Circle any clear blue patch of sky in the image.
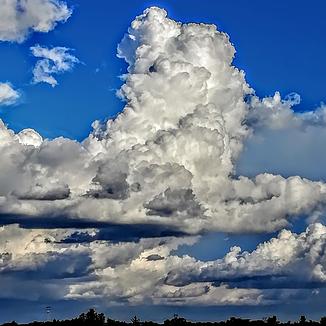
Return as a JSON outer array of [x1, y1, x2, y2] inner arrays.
[[175, 231, 274, 261], [175, 215, 313, 262]]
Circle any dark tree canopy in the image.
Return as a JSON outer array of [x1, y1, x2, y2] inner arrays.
[[2, 309, 326, 326]]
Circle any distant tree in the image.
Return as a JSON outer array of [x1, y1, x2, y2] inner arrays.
[[3, 309, 326, 326], [266, 316, 279, 326], [164, 314, 187, 326], [227, 317, 250, 325], [131, 316, 141, 326], [99, 313, 106, 325], [76, 309, 106, 326], [86, 309, 97, 322], [78, 313, 86, 322]]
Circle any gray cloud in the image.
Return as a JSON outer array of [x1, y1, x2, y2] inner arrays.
[[145, 188, 204, 218]]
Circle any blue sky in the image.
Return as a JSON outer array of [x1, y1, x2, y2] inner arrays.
[[1, 0, 326, 323], [1, 0, 326, 139]]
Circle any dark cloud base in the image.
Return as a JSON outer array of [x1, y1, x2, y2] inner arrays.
[[0, 214, 188, 241]]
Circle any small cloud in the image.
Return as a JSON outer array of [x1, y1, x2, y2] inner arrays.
[[0, 82, 20, 106], [31, 45, 80, 87], [0, 0, 72, 43]]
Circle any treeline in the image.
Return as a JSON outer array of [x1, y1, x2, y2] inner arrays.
[[2, 309, 326, 326]]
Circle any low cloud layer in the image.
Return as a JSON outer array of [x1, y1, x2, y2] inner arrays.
[[165, 223, 326, 288], [0, 223, 262, 305], [0, 7, 326, 309], [1, 222, 325, 306], [0, 0, 71, 43]]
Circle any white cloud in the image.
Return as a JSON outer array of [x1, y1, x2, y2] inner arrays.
[[238, 92, 326, 182], [246, 91, 326, 130], [0, 8, 324, 235], [67, 235, 263, 306], [67, 223, 326, 305], [31, 45, 80, 87], [165, 223, 326, 287], [0, 224, 263, 305], [0, 222, 325, 305], [0, 0, 71, 43], [0, 82, 20, 106]]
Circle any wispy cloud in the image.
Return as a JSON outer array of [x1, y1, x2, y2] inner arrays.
[[31, 45, 80, 87]]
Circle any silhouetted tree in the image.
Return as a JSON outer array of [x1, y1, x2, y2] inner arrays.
[[267, 316, 279, 326], [131, 316, 141, 326], [3, 309, 326, 326], [164, 314, 187, 326], [86, 309, 97, 322], [299, 316, 307, 325]]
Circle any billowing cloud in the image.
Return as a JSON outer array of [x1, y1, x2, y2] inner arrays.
[[0, 82, 20, 106], [0, 7, 325, 235], [31, 45, 80, 87], [0, 223, 263, 305], [1, 222, 325, 306], [67, 235, 263, 306], [0, 0, 71, 43], [165, 223, 326, 288], [0, 223, 96, 300], [247, 91, 326, 130], [0, 6, 326, 309], [238, 92, 326, 182]]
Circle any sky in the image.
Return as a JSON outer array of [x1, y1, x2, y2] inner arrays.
[[1, 0, 326, 323]]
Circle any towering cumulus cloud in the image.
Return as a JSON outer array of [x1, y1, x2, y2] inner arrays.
[[0, 7, 326, 307]]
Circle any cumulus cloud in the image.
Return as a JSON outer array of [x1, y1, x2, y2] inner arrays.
[[67, 224, 326, 305], [0, 222, 325, 305], [0, 224, 95, 277], [0, 224, 98, 300], [0, 82, 20, 106], [165, 223, 326, 288], [67, 235, 263, 306], [0, 7, 325, 235], [1, 6, 326, 308], [0, 0, 71, 43], [31, 45, 80, 87], [238, 92, 326, 182], [246, 91, 326, 130], [0, 224, 262, 305]]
